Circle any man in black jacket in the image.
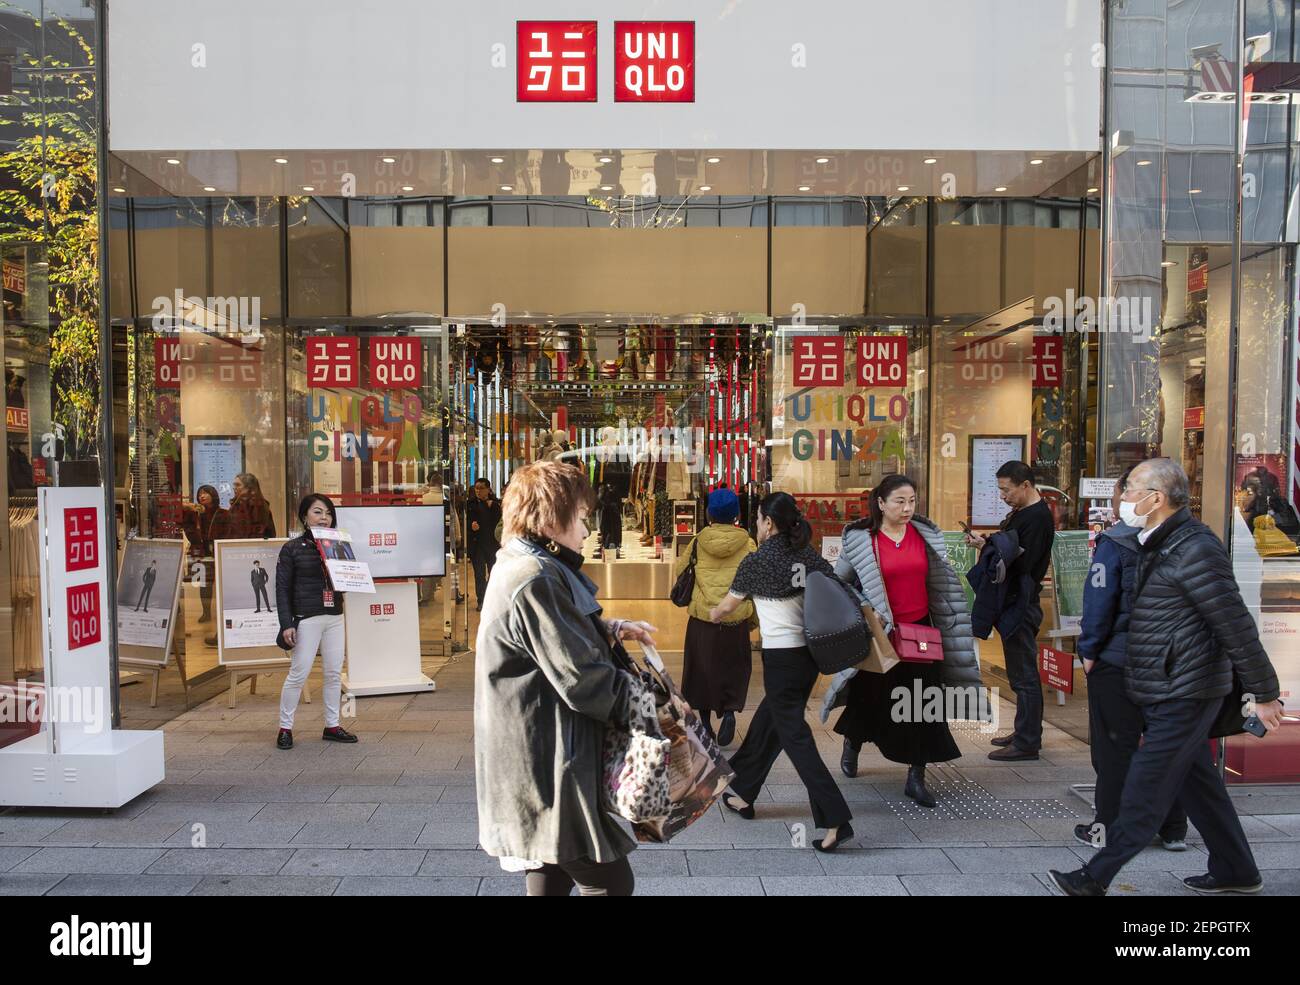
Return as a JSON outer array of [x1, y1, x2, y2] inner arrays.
[[966, 461, 1055, 761], [1051, 459, 1284, 896], [466, 477, 503, 611], [251, 560, 273, 613]]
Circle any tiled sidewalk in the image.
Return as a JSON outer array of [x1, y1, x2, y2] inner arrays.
[[3, 652, 1298, 896]]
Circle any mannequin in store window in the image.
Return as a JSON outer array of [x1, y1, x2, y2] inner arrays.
[[274, 493, 356, 750]]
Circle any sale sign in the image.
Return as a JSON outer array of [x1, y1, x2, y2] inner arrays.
[[517, 21, 597, 102], [306, 336, 360, 388], [1038, 645, 1074, 694], [792, 336, 844, 387], [857, 336, 908, 387], [66, 583, 102, 650], [368, 338, 421, 389], [614, 22, 695, 102]]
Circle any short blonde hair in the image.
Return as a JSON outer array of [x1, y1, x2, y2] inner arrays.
[[501, 461, 595, 542]]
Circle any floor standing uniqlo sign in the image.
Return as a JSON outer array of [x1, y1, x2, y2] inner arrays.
[[517, 21, 597, 102], [792, 336, 844, 387], [66, 583, 101, 650], [306, 336, 360, 388], [614, 22, 695, 102], [857, 336, 908, 387], [368, 338, 421, 389], [1039, 645, 1074, 694], [64, 507, 99, 571]]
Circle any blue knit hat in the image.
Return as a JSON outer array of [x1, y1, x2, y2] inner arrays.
[[707, 487, 739, 523]]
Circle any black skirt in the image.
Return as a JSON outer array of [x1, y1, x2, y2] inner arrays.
[[681, 616, 754, 713], [833, 616, 961, 766]]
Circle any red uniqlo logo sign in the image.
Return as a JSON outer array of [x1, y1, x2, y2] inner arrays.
[[67, 583, 101, 650], [64, 508, 99, 571], [517, 21, 597, 102], [857, 336, 908, 387], [1032, 336, 1063, 387], [306, 337, 360, 388], [154, 338, 181, 389], [383, 533, 397, 546], [370, 604, 382, 616], [369, 533, 382, 547], [614, 22, 695, 102], [383, 603, 395, 615], [369, 338, 420, 389], [792, 337, 844, 387]]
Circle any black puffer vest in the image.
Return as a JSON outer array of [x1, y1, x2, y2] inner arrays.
[[276, 531, 344, 632], [1125, 509, 1280, 706]]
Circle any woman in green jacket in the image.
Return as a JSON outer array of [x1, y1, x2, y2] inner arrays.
[[674, 487, 756, 746]]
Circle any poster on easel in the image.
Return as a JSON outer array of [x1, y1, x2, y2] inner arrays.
[[115, 538, 185, 666], [215, 538, 290, 666], [968, 435, 1025, 527]]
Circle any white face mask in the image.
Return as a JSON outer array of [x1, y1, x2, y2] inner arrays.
[[1119, 491, 1155, 526]]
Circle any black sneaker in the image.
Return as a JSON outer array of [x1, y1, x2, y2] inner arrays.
[[322, 726, 359, 743], [1183, 873, 1263, 895], [276, 728, 293, 750], [1049, 868, 1106, 896], [1073, 823, 1097, 847]]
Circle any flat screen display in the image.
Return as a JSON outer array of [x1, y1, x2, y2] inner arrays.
[[334, 505, 446, 578]]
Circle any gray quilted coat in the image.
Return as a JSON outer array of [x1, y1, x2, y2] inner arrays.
[[820, 515, 983, 722]]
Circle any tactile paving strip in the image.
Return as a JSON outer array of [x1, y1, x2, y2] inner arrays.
[[881, 764, 1079, 821]]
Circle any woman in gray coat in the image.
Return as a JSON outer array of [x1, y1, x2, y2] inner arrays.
[[822, 475, 984, 807], [474, 461, 656, 897]]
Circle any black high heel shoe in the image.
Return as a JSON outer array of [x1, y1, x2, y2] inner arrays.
[[814, 822, 855, 853], [721, 794, 755, 820]]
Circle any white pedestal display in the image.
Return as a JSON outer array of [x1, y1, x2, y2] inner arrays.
[[343, 580, 435, 696]]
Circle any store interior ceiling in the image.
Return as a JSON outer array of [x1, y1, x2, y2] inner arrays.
[[108, 148, 1101, 199]]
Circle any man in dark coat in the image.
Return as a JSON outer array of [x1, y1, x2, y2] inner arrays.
[[1051, 458, 1284, 896], [251, 560, 273, 613], [466, 477, 503, 611], [135, 561, 157, 611]]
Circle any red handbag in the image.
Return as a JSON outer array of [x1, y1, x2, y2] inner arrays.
[[891, 622, 944, 663]]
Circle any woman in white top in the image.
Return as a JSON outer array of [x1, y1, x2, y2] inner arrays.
[[708, 492, 854, 852]]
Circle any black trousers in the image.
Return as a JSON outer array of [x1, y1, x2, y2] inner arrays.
[[728, 646, 852, 830], [525, 855, 634, 896], [471, 552, 495, 601], [1085, 697, 1260, 888], [1086, 661, 1187, 840], [998, 598, 1043, 751], [253, 583, 272, 612], [135, 584, 152, 611]]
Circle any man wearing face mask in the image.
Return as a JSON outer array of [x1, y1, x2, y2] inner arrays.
[[1075, 467, 1188, 852], [1051, 458, 1284, 896]]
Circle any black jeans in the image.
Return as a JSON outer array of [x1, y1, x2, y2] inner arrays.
[[471, 552, 495, 602], [728, 646, 852, 830], [1086, 661, 1187, 840], [998, 598, 1043, 751], [525, 855, 635, 896], [1085, 697, 1260, 889]]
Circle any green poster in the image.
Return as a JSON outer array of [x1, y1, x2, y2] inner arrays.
[[1050, 530, 1092, 630], [941, 531, 978, 611]]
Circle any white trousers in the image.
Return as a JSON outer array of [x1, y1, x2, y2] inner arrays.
[[279, 613, 345, 730]]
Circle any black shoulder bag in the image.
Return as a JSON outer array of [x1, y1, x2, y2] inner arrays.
[[670, 538, 699, 607]]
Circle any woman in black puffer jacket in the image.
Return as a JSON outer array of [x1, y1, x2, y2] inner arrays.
[[274, 493, 357, 750]]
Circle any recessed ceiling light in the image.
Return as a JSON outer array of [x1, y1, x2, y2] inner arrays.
[[401, 185, 414, 192], [1136, 159, 1152, 166], [273, 157, 289, 165], [698, 185, 712, 191], [707, 156, 722, 164], [301, 185, 315, 192], [923, 157, 938, 164], [490, 156, 505, 164], [600, 185, 613, 191], [165, 158, 181, 165], [1087, 186, 1099, 193], [598, 156, 613, 164], [500, 184, 513, 191], [815, 157, 830, 164], [1029, 158, 1043, 165], [1189, 188, 1202, 194], [798, 185, 811, 191], [1161, 260, 1178, 267], [897, 185, 910, 192], [112, 186, 127, 193], [994, 186, 1007, 192], [382, 156, 397, 164], [203, 186, 216, 192]]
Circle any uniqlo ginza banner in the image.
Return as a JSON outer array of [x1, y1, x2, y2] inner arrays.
[[108, 0, 1100, 153], [38, 488, 112, 753]]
